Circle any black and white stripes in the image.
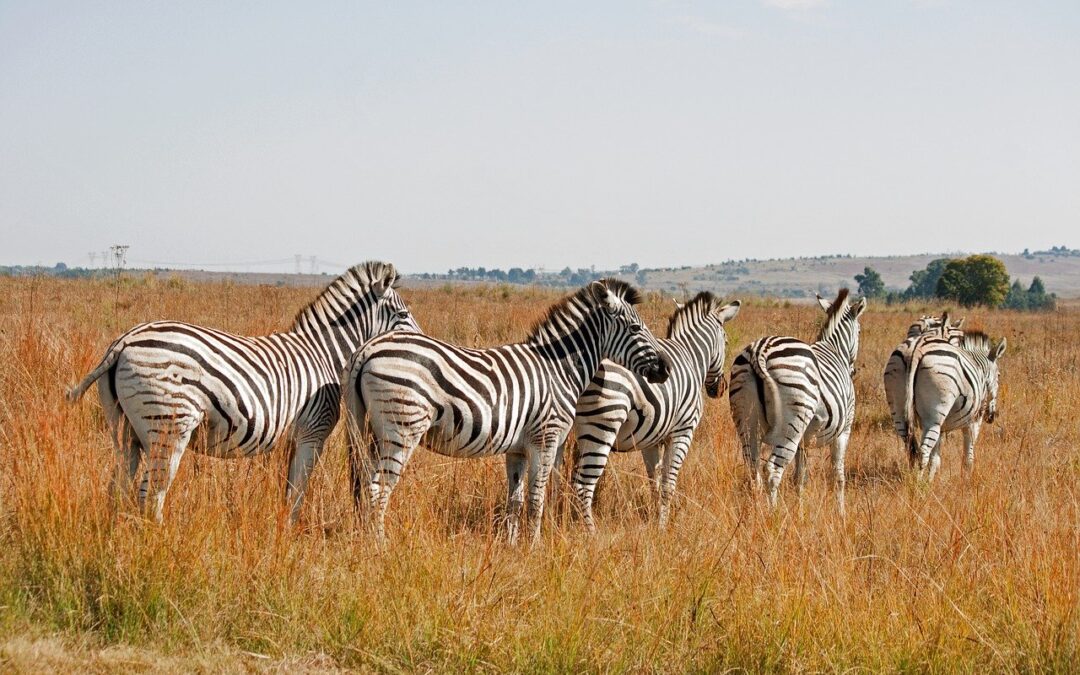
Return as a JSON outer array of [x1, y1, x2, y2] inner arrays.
[[883, 315, 964, 444], [904, 319, 1006, 480], [728, 289, 866, 514], [567, 292, 741, 531], [342, 279, 670, 543], [66, 261, 420, 522]]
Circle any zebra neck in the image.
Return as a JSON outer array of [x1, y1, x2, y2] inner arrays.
[[292, 319, 360, 378], [667, 323, 715, 378], [815, 331, 855, 366], [527, 326, 603, 394]]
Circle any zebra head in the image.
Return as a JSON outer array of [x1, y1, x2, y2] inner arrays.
[[985, 337, 1007, 423], [667, 292, 741, 398], [588, 279, 671, 384], [815, 289, 868, 369]]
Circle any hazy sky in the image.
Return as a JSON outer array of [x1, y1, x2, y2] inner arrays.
[[2, 1, 1078, 274]]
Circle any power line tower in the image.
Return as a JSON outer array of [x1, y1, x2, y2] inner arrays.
[[309, 256, 317, 275], [295, 254, 303, 275], [108, 244, 129, 311], [88, 252, 97, 268]]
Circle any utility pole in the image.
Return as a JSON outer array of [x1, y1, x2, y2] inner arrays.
[[309, 256, 317, 275], [294, 254, 303, 275], [109, 244, 129, 309]]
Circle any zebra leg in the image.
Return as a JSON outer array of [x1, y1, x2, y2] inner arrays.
[[98, 377, 143, 505], [572, 435, 617, 535], [657, 431, 694, 530], [109, 415, 144, 505], [962, 422, 980, 476], [765, 426, 806, 509], [504, 452, 527, 545], [285, 433, 328, 525], [136, 423, 196, 523], [641, 445, 661, 494], [916, 422, 943, 481], [371, 434, 420, 543], [831, 430, 850, 517], [793, 445, 808, 495], [527, 440, 560, 544], [928, 437, 944, 482]]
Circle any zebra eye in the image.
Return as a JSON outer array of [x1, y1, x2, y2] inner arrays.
[[629, 323, 642, 334], [395, 310, 410, 319]]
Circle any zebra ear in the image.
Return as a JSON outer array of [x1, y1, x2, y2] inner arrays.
[[992, 338, 1007, 361], [672, 298, 684, 310], [589, 281, 621, 314], [852, 297, 868, 317], [954, 317, 966, 329], [815, 294, 831, 312], [371, 267, 398, 298], [714, 300, 741, 324]]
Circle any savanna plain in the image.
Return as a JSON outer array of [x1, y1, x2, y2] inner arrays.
[[0, 275, 1077, 672]]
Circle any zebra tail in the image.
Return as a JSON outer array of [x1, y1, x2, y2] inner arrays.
[[65, 337, 125, 403], [903, 342, 923, 459], [751, 343, 780, 432], [341, 356, 371, 510]]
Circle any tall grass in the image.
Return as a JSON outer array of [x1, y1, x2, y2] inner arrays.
[[1, 276, 1077, 671]]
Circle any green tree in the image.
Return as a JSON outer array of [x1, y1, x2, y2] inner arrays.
[[1026, 276, 1056, 311], [904, 258, 952, 299], [1003, 279, 1028, 310], [935, 255, 1010, 307], [854, 266, 885, 298]]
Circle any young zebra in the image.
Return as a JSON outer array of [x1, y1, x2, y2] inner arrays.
[[342, 279, 671, 543], [883, 315, 964, 448], [66, 261, 420, 523], [728, 289, 867, 513], [566, 292, 741, 532], [904, 318, 1006, 481]]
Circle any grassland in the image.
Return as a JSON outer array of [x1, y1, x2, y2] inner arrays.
[[1, 274, 1078, 672]]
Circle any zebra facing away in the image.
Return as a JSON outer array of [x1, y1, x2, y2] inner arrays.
[[566, 292, 741, 532], [883, 315, 964, 445], [728, 289, 867, 514], [66, 262, 420, 523], [342, 279, 671, 544], [904, 318, 1006, 481]]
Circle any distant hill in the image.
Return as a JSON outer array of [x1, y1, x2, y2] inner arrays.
[[6, 250, 1080, 298], [597, 252, 1080, 300]]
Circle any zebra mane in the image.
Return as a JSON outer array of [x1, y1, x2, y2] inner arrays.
[[290, 261, 400, 330], [960, 331, 993, 355], [528, 278, 642, 341], [666, 291, 718, 338], [817, 288, 852, 342]]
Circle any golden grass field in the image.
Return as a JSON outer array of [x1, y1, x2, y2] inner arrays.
[[1, 275, 1077, 672]]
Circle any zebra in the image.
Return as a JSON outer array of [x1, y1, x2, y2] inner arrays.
[[565, 292, 741, 532], [883, 315, 964, 448], [728, 288, 866, 514], [66, 261, 420, 523], [342, 279, 671, 543], [904, 317, 1006, 481]]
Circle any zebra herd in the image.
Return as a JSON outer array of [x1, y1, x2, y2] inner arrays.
[[67, 261, 1007, 540]]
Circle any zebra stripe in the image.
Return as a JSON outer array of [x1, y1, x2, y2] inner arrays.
[[342, 279, 671, 543], [567, 292, 741, 531], [66, 261, 420, 523], [728, 288, 867, 514], [904, 320, 1006, 481], [883, 315, 964, 443]]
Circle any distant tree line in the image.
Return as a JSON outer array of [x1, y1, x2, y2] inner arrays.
[[856, 255, 1056, 311]]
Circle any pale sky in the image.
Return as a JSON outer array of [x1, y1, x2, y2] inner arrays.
[[2, 1, 1077, 274]]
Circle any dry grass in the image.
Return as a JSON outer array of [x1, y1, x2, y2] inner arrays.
[[1, 275, 1077, 672]]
